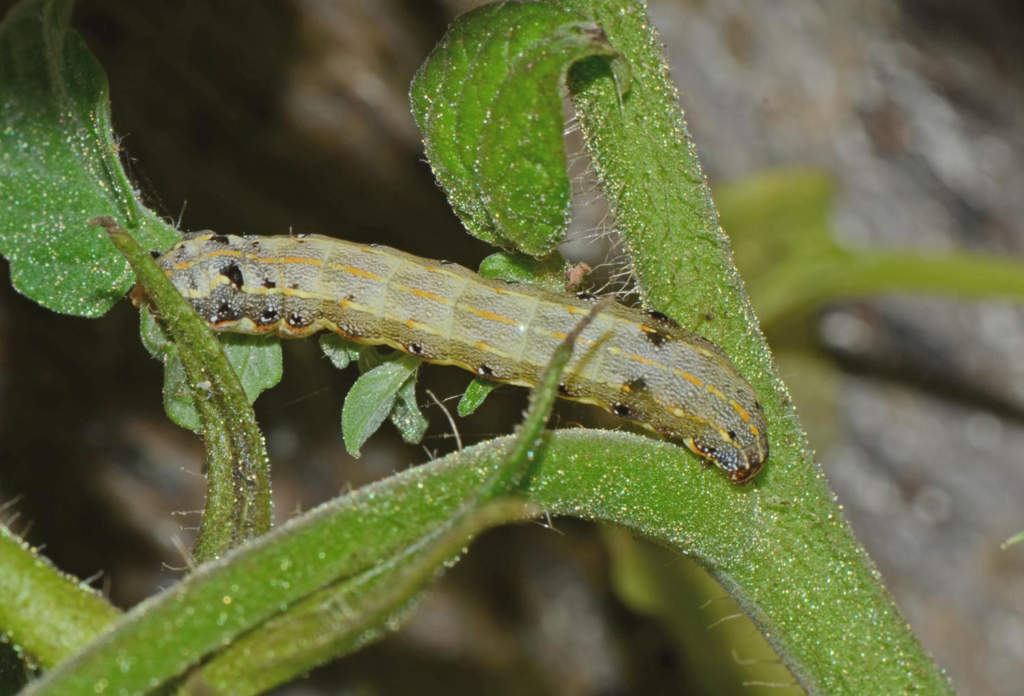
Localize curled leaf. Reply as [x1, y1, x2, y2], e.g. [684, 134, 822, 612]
[411, 2, 629, 256]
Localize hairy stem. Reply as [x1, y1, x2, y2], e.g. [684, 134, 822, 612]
[561, 1, 953, 693]
[95, 217, 271, 563]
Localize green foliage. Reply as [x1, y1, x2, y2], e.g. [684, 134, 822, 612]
[27, 296, 596, 695]
[5, 0, 1009, 694]
[457, 377, 502, 417]
[410, 2, 629, 256]
[478, 250, 571, 291]
[390, 376, 430, 445]
[0, 0, 279, 563]
[0, 0, 178, 316]
[318, 333, 362, 370]
[320, 335, 430, 451]
[341, 353, 423, 457]
[177, 499, 536, 696]
[356, 349, 430, 447]
[0, 0, 282, 436]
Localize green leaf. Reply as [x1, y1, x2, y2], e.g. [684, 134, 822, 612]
[457, 377, 502, 417]
[318, 333, 363, 371]
[161, 339, 203, 432]
[390, 376, 428, 445]
[220, 334, 283, 404]
[410, 2, 629, 256]
[360, 349, 429, 445]
[342, 354, 421, 457]
[411, 3, 545, 248]
[1003, 531, 1024, 550]
[140, 306, 200, 430]
[478, 250, 569, 291]
[0, 0, 272, 562]
[0, 0, 179, 317]
[324, 339, 428, 449]
[140, 308, 283, 433]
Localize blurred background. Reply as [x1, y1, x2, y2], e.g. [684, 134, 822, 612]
[1, 1, 1023, 694]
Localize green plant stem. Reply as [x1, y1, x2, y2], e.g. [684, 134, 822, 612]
[755, 250, 1024, 327]
[0, 526, 120, 669]
[22, 428, 948, 696]
[178, 498, 538, 696]
[562, 1, 952, 694]
[93, 217, 271, 563]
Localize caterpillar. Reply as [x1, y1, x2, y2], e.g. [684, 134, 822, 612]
[146, 233, 769, 483]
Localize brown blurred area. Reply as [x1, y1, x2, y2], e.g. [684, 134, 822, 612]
[1, 1, 1023, 694]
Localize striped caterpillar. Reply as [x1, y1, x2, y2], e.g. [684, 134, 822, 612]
[148, 233, 769, 483]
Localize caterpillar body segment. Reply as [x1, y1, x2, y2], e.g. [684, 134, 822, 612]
[149, 232, 769, 483]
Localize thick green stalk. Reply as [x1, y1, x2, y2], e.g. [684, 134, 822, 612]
[95, 218, 271, 563]
[178, 499, 538, 696]
[0, 526, 120, 669]
[22, 428, 947, 696]
[562, 1, 953, 693]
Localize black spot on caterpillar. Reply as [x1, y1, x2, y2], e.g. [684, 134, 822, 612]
[258, 307, 279, 325]
[214, 302, 241, 324]
[612, 403, 634, 418]
[220, 262, 245, 289]
[641, 325, 670, 348]
[146, 233, 769, 483]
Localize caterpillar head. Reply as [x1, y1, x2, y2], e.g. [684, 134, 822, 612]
[683, 424, 768, 485]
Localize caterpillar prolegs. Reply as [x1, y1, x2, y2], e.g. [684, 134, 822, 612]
[147, 233, 769, 483]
